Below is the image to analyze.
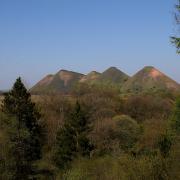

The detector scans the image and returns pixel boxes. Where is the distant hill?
[31,70,85,94]
[97,67,129,84]
[80,67,129,85]
[30,66,180,94]
[121,66,180,93]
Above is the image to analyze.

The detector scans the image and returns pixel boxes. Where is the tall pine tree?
[54,101,93,169]
[1,77,43,179]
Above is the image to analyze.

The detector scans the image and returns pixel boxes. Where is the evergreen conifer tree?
[55,101,93,169]
[1,77,42,179]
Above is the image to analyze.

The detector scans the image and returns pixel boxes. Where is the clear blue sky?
[0,0,179,90]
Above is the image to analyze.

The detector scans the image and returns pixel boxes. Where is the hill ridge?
[30,66,180,94]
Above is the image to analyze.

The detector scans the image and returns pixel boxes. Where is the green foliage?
[171,0,180,53]
[171,37,180,53]
[61,155,172,180]
[90,115,140,156]
[158,132,172,158]
[38,95,72,149]
[0,113,17,179]
[54,101,93,169]
[1,77,43,179]
[74,83,122,122]
[121,95,173,122]
[171,97,180,133]
[113,115,140,150]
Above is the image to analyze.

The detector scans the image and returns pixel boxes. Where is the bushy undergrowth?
[61,154,178,180]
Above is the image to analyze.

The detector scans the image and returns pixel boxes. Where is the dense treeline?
[0,79,180,179]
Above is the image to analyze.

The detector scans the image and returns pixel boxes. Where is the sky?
[0,0,180,90]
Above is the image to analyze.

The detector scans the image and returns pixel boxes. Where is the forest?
[0,78,180,180]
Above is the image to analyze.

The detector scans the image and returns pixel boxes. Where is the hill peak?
[139,66,164,79]
[57,69,84,76]
[143,66,155,70]
[104,66,120,72]
[31,69,84,94]
[88,71,101,75]
[79,71,101,83]
[99,67,129,84]
[122,66,180,93]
